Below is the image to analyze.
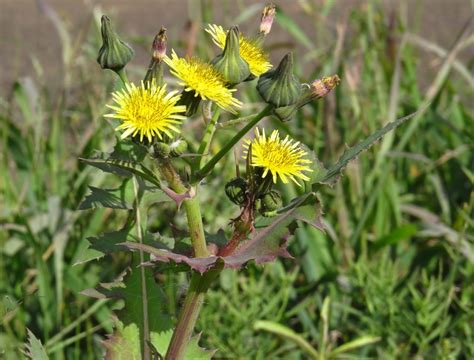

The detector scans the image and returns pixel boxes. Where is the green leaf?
[80,155,161,187]
[74,228,131,265]
[372,224,418,252]
[103,322,141,360]
[25,329,49,360]
[254,320,318,359]
[329,336,381,357]
[314,111,419,185]
[78,183,133,210]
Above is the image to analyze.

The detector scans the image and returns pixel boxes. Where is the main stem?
[193,105,272,183]
[157,159,211,359]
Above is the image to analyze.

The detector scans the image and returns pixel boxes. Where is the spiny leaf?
[121,197,323,273]
[74,228,131,265]
[314,110,420,185]
[25,329,49,360]
[78,184,133,210]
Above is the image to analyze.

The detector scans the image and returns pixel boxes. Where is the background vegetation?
[1,0,473,358]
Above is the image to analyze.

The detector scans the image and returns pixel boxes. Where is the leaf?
[254,320,319,359]
[121,197,323,273]
[103,322,141,360]
[329,336,381,357]
[371,224,418,253]
[78,184,133,210]
[79,140,159,187]
[74,228,131,265]
[25,329,49,360]
[104,322,213,360]
[314,110,420,185]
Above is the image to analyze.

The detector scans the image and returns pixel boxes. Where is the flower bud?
[260,4,276,35]
[257,52,301,108]
[153,142,171,158]
[97,15,134,73]
[310,75,340,99]
[273,74,340,121]
[144,27,167,87]
[169,139,188,157]
[261,190,283,212]
[225,177,248,206]
[212,26,251,85]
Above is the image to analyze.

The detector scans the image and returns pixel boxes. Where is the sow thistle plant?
[80,4,417,359]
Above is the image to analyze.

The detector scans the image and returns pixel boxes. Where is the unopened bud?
[273,74,340,121]
[97,15,134,73]
[153,142,171,158]
[257,52,301,108]
[169,139,188,157]
[225,177,248,206]
[311,75,340,99]
[260,4,276,35]
[212,26,250,85]
[152,27,167,61]
[144,27,167,87]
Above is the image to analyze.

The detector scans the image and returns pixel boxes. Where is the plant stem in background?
[194,105,272,182]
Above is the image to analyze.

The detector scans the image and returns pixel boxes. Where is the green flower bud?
[261,190,283,212]
[257,52,301,108]
[97,16,134,73]
[212,26,251,85]
[153,142,171,158]
[273,74,340,121]
[144,27,167,87]
[225,177,248,206]
[169,139,188,157]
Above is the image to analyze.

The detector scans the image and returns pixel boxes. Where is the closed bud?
[152,27,167,61]
[257,53,301,108]
[97,15,134,73]
[153,142,171,158]
[261,190,282,212]
[212,26,251,85]
[169,139,188,157]
[144,27,167,87]
[225,177,248,206]
[311,75,340,99]
[260,4,276,35]
[274,74,340,121]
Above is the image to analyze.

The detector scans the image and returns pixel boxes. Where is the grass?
[1,1,473,359]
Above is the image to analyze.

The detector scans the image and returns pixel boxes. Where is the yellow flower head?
[206,24,272,77]
[244,128,313,186]
[164,50,242,112]
[105,81,186,142]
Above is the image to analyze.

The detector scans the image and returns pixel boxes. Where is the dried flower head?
[244,128,312,186]
[105,81,186,142]
[206,24,272,77]
[164,50,242,112]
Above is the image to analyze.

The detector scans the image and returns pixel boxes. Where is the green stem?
[165,270,219,360]
[194,105,272,182]
[133,176,151,360]
[156,159,214,359]
[158,160,208,257]
[196,107,221,170]
[116,68,129,86]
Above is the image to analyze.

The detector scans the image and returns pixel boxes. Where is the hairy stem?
[193,105,272,182]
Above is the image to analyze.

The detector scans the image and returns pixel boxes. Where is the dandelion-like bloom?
[105,82,186,142]
[206,24,272,77]
[164,50,242,112]
[244,128,313,186]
